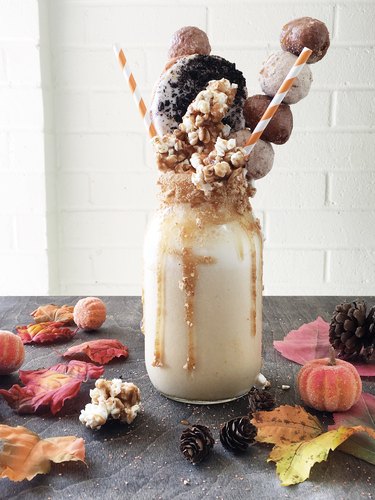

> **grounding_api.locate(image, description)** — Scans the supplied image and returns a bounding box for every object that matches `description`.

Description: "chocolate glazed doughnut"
[151,54,247,135]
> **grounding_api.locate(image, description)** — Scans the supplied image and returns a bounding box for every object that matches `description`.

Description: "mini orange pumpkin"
[73,297,106,331]
[0,330,25,375]
[297,348,362,412]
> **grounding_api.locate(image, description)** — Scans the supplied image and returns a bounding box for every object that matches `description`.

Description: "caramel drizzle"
[250,237,257,337]
[152,239,167,367]
[240,218,260,338]
[258,235,264,336]
[180,247,215,371]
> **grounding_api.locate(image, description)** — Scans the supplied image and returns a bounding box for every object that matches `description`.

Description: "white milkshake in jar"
[143,173,263,403]
[143,78,264,403]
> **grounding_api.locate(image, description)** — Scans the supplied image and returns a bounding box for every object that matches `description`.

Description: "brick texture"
[0,0,49,294]
[1,0,374,295]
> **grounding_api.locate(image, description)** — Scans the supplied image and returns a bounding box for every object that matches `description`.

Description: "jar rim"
[157,171,253,214]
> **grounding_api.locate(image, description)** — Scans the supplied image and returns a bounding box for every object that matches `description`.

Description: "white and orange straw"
[113,44,157,139]
[244,47,312,155]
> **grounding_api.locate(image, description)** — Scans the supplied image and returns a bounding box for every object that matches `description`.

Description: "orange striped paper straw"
[244,47,312,156]
[113,44,157,138]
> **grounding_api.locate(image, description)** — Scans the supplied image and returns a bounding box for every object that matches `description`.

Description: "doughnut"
[231,128,274,180]
[280,17,330,64]
[243,94,293,145]
[150,54,247,136]
[259,51,312,104]
[168,26,211,59]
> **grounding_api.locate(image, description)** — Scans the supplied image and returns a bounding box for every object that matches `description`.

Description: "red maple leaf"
[273,317,375,377]
[0,360,104,415]
[17,322,77,344]
[63,339,129,364]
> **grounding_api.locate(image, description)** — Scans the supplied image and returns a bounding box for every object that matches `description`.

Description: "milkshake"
[143,173,262,402]
[143,79,264,402]
[141,18,330,402]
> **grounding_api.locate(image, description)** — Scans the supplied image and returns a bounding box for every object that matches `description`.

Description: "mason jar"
[143,172,263,403]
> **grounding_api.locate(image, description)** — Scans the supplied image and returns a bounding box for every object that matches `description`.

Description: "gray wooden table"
[0,297,374,500]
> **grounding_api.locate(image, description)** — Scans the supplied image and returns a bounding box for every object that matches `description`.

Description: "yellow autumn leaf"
[268,425,375,486]
[0,425,85,481]
[251,405,323,445]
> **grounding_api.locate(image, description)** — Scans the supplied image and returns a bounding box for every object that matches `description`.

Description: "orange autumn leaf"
[251,405,323,446]
[0,424,85,481]
[63,339,129,364]
[31,304,74,324]
[17,322,76,344]
[0,360,104,415]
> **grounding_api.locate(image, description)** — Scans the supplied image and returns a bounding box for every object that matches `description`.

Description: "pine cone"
[365,306,375,359]
[220,416,256,452]
[180,424,214,464]
[248,387,275,414]
[329,301,373,360]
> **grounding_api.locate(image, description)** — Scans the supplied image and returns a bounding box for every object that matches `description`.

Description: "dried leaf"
[329,392,375,465]
[274,317,331,364]
[63,339,129,364]
[268,425,375,486]
[0,360,104,415]
[0,424,85,481]
[23,360,105,382]
[273,317,375,377]
[31,304,74,324]
[17,322,76,345]
[251,405,323,446]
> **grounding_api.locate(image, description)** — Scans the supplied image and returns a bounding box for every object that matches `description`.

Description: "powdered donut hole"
[231,129,274,180]
[259,51,312,105]
[168,26,211,59]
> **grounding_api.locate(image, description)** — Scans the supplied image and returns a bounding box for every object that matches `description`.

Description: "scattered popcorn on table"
[254,373,271,390]
[79,378,141,430]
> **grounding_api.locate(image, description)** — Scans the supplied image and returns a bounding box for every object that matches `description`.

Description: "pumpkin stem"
[329,347,336,366]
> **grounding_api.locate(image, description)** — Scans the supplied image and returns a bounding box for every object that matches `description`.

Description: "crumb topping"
[153,79,251,202]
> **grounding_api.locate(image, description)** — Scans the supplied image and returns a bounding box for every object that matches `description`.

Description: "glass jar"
[143,172,263,403]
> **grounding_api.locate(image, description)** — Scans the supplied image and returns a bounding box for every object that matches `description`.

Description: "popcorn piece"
[214,161,231,178]
[79,378,141,430]
[152,131,193,172]
[183,79,237,127]
[79,402,108,430]
[254,373,271,390]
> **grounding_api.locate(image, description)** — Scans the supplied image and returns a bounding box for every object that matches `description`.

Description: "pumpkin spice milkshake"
[143,77,263,403]
[115,19,330,403]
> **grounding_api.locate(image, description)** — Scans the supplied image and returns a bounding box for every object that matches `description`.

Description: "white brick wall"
[1,0,375,296]
[0,0,49,295]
